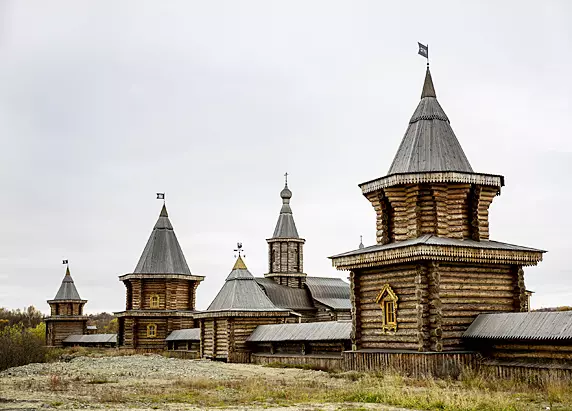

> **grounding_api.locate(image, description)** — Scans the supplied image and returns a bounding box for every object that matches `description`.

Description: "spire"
[272,175,299,239]
[387,67,473,175]
[53,266,82,300]
[233,255,247,270]
[133,203,192,275]
[421,67,436,98]
[359,235,364,249]
[160,203,168,217]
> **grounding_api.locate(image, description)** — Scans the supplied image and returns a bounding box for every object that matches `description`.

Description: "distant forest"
[0,307,117,371]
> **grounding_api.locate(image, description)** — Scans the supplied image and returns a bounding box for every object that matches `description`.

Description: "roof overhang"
[45,315,89,321]
[266,238,305,243]
[359,171,504,195]
[264,272,307,278]
[114,310,197,318]
[47,299,87,304]
[330,243,544,270]
[119,273,205,282]
[194,309,298,319]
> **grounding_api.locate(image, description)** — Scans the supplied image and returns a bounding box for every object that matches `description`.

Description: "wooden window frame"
[147,323,157,338]
[375,284,398,332]
[150,294,160,309]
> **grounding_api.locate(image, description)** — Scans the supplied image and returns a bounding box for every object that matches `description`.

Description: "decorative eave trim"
[119,273,205,282]
[266,238,306,243]
[194,309,296,319]
[331,244,543,271]
[114,310,197,318]
[45,316,89,321]
[359,172,504,194]
[265,272,307,278]
[47,299,87,304]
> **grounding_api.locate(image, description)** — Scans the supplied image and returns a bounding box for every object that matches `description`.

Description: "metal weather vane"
[234,242,246,258]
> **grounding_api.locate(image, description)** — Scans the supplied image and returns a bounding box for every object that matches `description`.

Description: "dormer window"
[376,284,398,332]
[147,323,157,337]
[150,294,160,309]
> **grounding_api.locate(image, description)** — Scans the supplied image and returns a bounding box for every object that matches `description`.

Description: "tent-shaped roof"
[207,257,283,312]
[133,204,192,275]
[52,266,83,301]
[387,67,473,175]
[272,182,300,239]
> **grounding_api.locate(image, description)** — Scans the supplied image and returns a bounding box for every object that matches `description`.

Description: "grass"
[5,356,572,410]
[99,369,572,410]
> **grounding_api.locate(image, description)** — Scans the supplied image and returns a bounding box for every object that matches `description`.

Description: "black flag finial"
[418,42,429,67]
[62,259,68,265]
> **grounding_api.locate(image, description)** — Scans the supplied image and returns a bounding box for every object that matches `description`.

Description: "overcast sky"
[0,1,571,313]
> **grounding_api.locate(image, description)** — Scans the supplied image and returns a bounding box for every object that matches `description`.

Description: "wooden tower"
[115,204,204,349]
[265,178,306,288]
[331,67,544,352]
[45,266,88,347]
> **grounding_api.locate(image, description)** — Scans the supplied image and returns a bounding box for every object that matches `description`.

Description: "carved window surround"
[376,284,398,332]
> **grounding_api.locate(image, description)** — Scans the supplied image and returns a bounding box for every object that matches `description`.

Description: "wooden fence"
[343,350,478,377]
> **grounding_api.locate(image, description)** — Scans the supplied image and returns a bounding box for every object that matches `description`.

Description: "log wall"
[365,183,500,244]
[269,240,304,278]
[354,264,420,350]
[353,262,524,352]
[439,263,521,350]
[45,319,87,347]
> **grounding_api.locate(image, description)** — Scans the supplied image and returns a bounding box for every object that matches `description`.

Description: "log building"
[255,181,351,321]
[330,67,545,358]
[115,204,204,349]
[45,266,88,347]
[195,254,298,363]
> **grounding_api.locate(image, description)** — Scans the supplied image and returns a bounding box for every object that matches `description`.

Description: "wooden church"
[45,265,88,347]
[330,66,545,361]
[115,204,204,349]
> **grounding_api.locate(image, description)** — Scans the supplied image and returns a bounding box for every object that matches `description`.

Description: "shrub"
[0,323,47,371]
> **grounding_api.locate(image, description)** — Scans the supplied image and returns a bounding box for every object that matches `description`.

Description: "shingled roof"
[52,266,83,301]
[272,182,299,239]
[387,67,473,175]
[133,204,192,275]
[207,257,284,312]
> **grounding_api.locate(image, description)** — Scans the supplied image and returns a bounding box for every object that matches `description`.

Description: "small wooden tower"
[115,204,204,349]
[196,247,296,363]
[331,67,545,352]
[45,265,88,347]
[265,177,306,288]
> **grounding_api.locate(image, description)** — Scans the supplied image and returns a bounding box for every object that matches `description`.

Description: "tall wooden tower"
[115,204,204,349]
[265,178,306,288]
[45,266,88,347]
[331,67,544,352]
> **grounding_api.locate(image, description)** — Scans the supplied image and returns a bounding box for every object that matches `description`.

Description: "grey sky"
[0,1,571,313]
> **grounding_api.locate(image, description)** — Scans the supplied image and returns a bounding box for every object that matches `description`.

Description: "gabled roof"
[255,278,315,310]
[63,334,116,344]
[133,204,192,275]
[247,321,351,342]
[387,67,473,175]
[166,328,200,341]
[271,182,300,239]
[464,312,572,341]
[304,277,351,310]
[207,257,283,312]
[52,266,83,301]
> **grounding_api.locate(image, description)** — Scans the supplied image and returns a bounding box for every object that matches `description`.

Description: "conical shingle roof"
[387,67,473,175]
[207,256,281,311]
[53,266,82,301]
[272,183,299,239]
[133,204,192,275]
